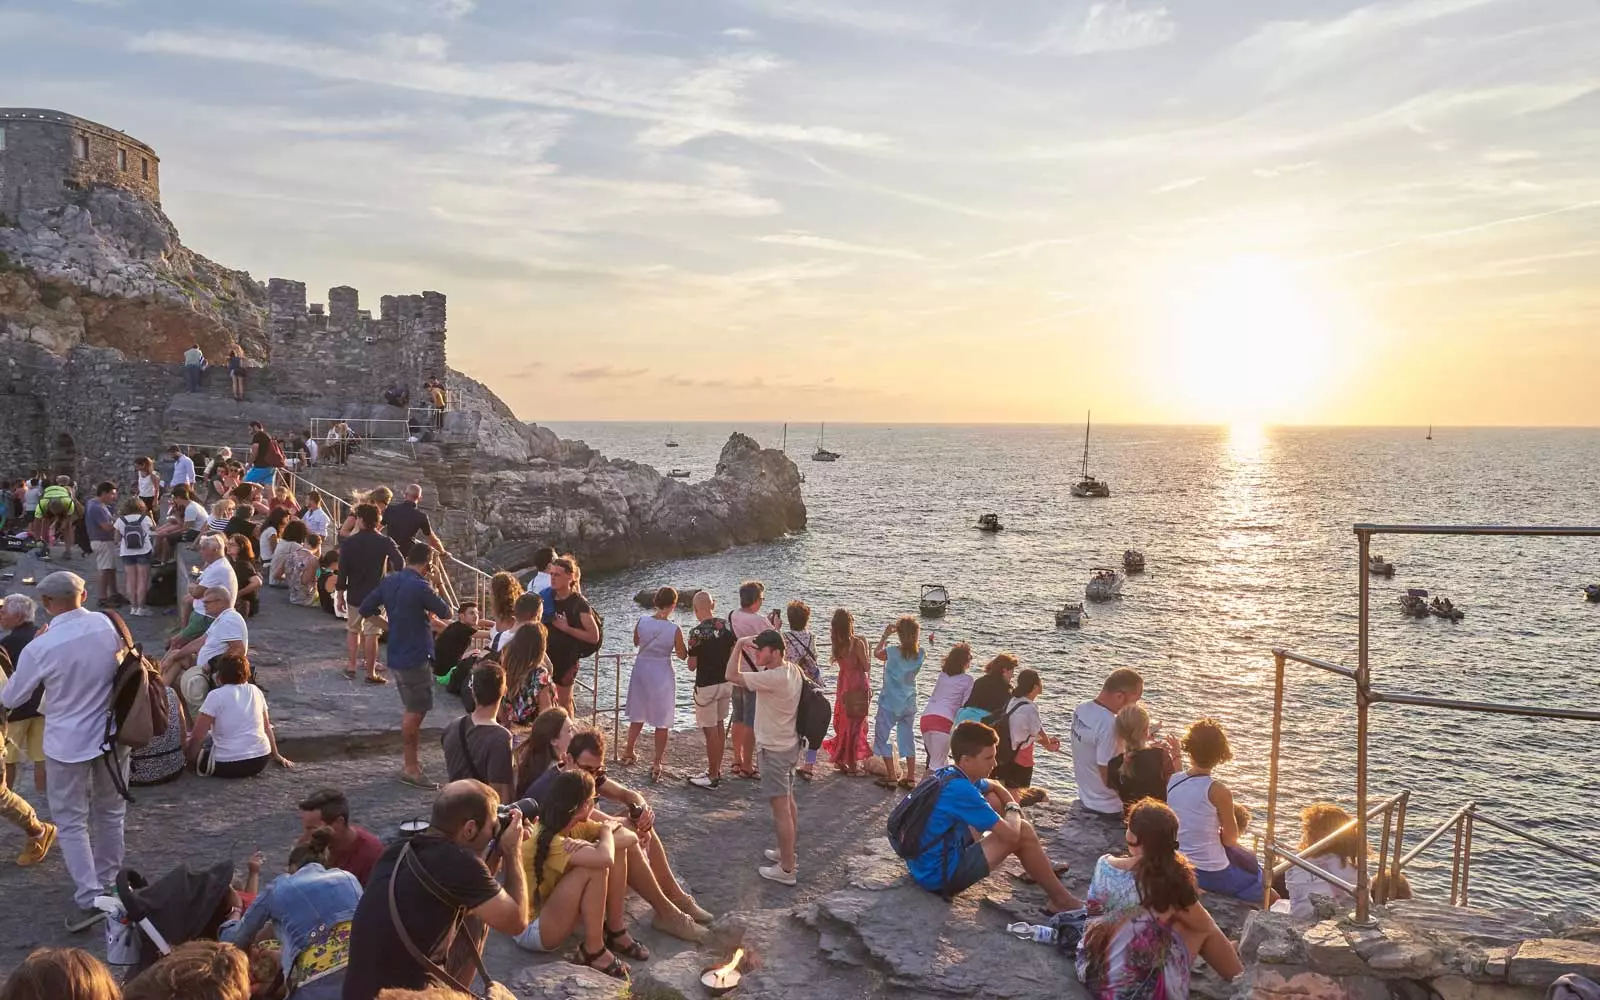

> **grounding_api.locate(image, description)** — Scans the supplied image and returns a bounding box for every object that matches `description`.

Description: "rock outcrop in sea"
[0,107,805,573]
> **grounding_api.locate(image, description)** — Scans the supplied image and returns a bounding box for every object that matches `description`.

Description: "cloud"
[431,0,474,18]
[757,230,925,260]
[1043,1,1177,55]
[127,29,892,152]
[1152,175,1206,194]
[567,366,650,382]
[375,32,448,60]
[721,27,759,40]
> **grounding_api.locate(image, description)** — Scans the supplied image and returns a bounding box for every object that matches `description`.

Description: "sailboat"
[665,426,680,448]
[1426,425,1433,441]
[812,423,841,462]
[1070,411,1111,497]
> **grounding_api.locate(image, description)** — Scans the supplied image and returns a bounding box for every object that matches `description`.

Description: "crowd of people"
[0,419,1398,1000]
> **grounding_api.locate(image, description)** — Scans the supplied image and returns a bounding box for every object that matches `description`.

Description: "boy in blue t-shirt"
[905,721,1082,911]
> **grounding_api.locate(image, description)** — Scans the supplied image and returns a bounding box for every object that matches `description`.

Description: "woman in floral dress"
[822,608,872,774]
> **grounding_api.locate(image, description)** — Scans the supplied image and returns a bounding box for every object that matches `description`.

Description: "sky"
[2,0,1598,426]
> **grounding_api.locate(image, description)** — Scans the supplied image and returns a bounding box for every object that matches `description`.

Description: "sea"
[540,421,1600,912]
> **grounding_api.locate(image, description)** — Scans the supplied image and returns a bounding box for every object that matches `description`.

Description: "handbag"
[386,841,515,1000]
[843,687,870,720]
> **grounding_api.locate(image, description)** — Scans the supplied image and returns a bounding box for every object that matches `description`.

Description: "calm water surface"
[541,421,1600,910]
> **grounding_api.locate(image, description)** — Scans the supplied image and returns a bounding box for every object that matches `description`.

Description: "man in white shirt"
[727,629,803,886]
[155,485,209,599]
[301,492,333,549]
[1070,668,1144,817]
[168,444,196,490]
[162,589,248,713]
[180,536,236,629]
[0,572,126,931]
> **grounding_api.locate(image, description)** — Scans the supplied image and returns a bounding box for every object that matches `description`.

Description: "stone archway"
[51,432,77,481]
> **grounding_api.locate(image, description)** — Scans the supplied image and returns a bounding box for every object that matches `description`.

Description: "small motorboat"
[1368,555,1396,577]
[667,468,690,478]
[1585,584,1600,603]
[919,584,950,618]
[976,513,1005,532]
[1123,549,1146,572]
[1086,568,1124,602]
[1429,597,1464,622]
[1055,602,1084,628]
[1399,589,1430,618]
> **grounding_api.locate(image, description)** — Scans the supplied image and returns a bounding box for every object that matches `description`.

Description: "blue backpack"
[886,767,968,894]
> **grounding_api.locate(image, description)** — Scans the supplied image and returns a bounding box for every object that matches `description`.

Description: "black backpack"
[120,515,147,552]
[886,768,967,894]
[983,700,1030,767]
[794,677,831,748]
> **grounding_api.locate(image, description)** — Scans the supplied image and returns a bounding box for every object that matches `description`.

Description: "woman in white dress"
[624,587,686,782]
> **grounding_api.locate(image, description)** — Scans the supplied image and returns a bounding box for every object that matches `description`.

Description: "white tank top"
[1166,772,1228,872]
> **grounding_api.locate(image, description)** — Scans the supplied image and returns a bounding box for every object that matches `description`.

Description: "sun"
[1162,255,1337,424]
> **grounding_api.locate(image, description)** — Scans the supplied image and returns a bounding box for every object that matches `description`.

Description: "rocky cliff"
[0,178,806,574]
[0,186,267,360]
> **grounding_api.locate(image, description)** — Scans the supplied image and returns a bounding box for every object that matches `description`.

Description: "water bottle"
[1031,924,1059,945]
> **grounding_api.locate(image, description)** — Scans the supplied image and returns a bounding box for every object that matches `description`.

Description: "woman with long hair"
[115,496,156,616]
[821,609,873,776]
[623,587,686,780]
[501,621,553,727]
[219,827,363,999]
[873,616,926,789]
[513,770,631,979]
[287,532,322,607]
[227,344,246,401]
[1078,799,1243,997]
[919,642,975,771]
[995,668,1061,802]
[258,507,291,564]
[488,571,524,647]
[958,652,1018,724]
[226,534,263,618]
[515,707,576,797]
[1288,803,1362,920]
[1166,718,1273,903]
[0,947,120,1000]
[186,654,293,778]
[134,455,162,516]
[1106,703,1183,815]
[269,518,306,588]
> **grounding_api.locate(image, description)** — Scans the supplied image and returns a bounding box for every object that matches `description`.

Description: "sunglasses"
[577,763,607,785]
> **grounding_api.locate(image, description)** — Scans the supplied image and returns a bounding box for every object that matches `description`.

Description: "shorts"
[1194,856,1268,901]
[874,704,916,758]
[757,744,799,800]
[243,467,275,485]
[347,611,386,637]
[731,686,757,727]
[91,539,117,571]
[395,667,434,714]
[121,553,152,566]
[513,915,555,953]
[693,682,732,729]
[3,715,46,765]
[551,658,581,688]
[995,761,1033,789]
[943,841,992,897]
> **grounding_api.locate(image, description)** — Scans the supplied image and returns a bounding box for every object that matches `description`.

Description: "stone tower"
[0,108,161,218]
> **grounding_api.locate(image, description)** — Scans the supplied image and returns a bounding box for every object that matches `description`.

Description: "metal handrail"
[1397,802,1600,907]
[1268,792,1408,877]
[1266,521,1600,923]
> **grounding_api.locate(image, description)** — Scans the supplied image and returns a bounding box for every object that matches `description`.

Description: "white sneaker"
[758,864,797,886]
[688,773,722,789]
[763,848,798,868]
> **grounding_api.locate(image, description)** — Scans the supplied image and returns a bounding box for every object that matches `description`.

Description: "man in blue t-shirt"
[907,721,1082,911]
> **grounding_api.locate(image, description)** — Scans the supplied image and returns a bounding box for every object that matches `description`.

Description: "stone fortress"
[0,107,162,218]
[0,107,806,573]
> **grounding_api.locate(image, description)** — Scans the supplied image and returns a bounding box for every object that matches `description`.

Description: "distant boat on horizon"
[665,426,679,447]
[812,423,841,462]
[1427,424,1433,441]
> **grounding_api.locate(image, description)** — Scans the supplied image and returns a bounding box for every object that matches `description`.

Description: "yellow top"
[519,819,604,917]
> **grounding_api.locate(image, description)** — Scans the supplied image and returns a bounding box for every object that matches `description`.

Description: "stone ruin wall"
[0,108,160,220]
[265,278,447,406]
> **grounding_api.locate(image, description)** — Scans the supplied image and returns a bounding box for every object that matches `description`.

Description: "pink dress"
[823,638,872,766]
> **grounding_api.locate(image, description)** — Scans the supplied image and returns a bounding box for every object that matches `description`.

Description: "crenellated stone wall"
[265,278,447,405]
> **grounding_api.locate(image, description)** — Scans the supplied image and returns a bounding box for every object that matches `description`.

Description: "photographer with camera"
[342,780,529,1000]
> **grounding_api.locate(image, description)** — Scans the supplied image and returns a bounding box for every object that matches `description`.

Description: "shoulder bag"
[385,841,515,1000]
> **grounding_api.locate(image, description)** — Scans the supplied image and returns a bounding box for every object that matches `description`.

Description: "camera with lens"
[494,797,540,837]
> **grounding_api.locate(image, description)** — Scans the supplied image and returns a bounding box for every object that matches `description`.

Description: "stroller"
[98,861,237,974]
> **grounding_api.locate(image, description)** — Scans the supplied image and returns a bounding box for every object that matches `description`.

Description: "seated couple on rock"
[900,720,1080,912]
[511,710,712,950]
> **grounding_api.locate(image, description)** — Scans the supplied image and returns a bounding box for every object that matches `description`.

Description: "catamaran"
[1070,411,1111,497]
[812,423,841,462]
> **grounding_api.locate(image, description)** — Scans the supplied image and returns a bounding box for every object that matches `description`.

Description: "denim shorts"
[731,685,757,727]
[121,553,152,566]
[1194,856,1267,901]
[945,842,991,897]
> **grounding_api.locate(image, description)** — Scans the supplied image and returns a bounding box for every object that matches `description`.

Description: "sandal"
[364,674,388,685]
[604,924,650,961]
[897,777,915,789]
[650,763,664,784]
[796,769,814,782]
[619,753,638,767]
[875,777,900,790]
[573,943,630,981]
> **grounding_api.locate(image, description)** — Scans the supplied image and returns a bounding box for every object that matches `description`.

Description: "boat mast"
[783,422,788,452]
[1081,411,1092,479]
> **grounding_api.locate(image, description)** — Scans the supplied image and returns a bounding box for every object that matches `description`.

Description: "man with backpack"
[891,721,1081,912]
[0,571,127,932]
[727,629,803,886]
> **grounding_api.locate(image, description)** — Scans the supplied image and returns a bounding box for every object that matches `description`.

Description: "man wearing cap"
[726,628,804,886]
[0,571,127,931]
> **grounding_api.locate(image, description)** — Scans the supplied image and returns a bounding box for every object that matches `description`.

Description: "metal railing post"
[1264,651,1286,910]
[1388,791,1409,903]
[1448,813,1465,905]
[1460,808,1474,907]
[1354,526,1373,924]
[613,654,622,764]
